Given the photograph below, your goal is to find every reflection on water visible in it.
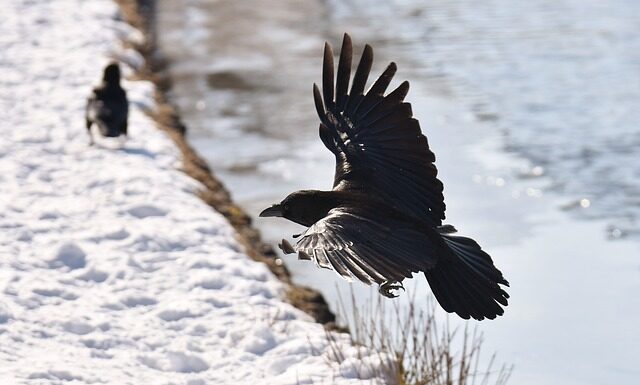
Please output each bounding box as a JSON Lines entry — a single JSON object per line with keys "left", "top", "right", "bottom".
{"left": 157, "top": 1, "right": 640, "bottom": 384}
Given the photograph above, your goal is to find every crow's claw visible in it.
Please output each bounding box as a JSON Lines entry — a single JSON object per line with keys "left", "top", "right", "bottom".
{"left": 278, "top": 239, "right": 295, "bottom": 254}
{"left": 378, "top": 280, "right": 404, "bottom": 298}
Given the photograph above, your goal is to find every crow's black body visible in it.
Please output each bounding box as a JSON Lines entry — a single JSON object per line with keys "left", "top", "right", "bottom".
{"left": 86, "top": 63, "right": 128, "bottom": 144}
{"left": 260, "top": 34, "right": 509, "bottom": 320}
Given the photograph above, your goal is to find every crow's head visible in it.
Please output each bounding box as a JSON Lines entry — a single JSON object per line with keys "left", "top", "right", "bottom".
{"left": 260, "top": 190, "right": 337, "bottom": 227}
{"left": 103, "top": 62, "right": 121, "bottom": 85}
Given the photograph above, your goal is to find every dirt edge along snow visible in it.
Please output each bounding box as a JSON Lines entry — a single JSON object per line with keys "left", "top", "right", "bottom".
{"left": 114, "top": 0, "right": 338, "bottom": 327}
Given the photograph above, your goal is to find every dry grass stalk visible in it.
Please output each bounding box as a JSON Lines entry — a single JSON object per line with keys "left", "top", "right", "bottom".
{"left": 328, "top": 287, "right": 512, "bottom": 385}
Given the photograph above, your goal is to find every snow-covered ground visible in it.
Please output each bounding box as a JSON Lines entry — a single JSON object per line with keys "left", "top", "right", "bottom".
{"left": 0, "top": 1, "right": 389, "bottom": 384}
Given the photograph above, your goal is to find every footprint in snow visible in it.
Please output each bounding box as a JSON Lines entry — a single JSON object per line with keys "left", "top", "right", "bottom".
{"left": 28, "top": 370, "right": 83, "bottom": 382}
{"left": 32, "top": 287, "right": 78, "bottom": 300}
{"left": 194, "top": 276, "right": 227, "bottom": 290}
{"left": 157, "top": 308, "right": 198, "bottom": 322}
{"left": 120, "top": 295, "right": 158, "bottom": 308}
{"left": 48, "top": 242, "right": 86, "bottom": 270}
{"left": 125, "top": 204, "right": 167, "bottom": 219}
{"left": 120, "top": 146, "right": 157, "bottom": 159}
{"left": 0, "top": 305, "right": 12, "bottom": 324}
{"left": 39, "top": 211, "right": 62, "bottom": 220}
{"left": 76, "top": 268, "right": 109, "bottom": 283}
{"left": 89, "top": 228, "right": 129, "bottom": 242}
{"left": 236, "top": 324, "right": 276, "bottom": 355}
{"left": 62, "top": 320, "right": 94, "bottom": 335}
{"left": 189, "top": 260, "right": 224, "bottom": 270}
{"left": 139, "top": 352, "right": 209, "bottom": 373}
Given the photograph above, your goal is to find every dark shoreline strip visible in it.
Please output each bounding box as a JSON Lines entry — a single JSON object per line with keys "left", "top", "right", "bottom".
{"left": 114, "top": 0, "right": 337, "bottom": 326}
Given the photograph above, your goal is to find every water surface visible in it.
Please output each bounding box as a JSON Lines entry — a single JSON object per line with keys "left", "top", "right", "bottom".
{"left": 157, "top": 1, "right": 640, "bottom": 384}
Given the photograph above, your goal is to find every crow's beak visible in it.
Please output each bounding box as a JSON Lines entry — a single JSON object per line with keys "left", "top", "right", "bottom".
{"left": 259, "top": 204, "right": 283, "bottom": 217}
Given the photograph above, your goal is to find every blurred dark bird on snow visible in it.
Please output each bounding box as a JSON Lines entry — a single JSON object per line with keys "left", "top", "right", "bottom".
{"left": 85, "top": 62, "right": 128, "bottom": 145}
{"left": 260, "top": 34, "right": 509, "bottom": 321}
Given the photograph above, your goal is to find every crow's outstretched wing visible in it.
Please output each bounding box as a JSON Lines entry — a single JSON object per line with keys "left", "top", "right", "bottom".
{"left": 314, "top": 34, "right": 445, "bottom": 227}
{"left": 279, "top": 206, "right": 439, "bottom": 285}
{"left": 281, "top": 206, "right": 509, "bottom": 320}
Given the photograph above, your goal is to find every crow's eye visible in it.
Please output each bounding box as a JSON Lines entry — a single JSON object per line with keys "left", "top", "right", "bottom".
{"left": 283, "top": 203, "right": 290, "bottom": 211}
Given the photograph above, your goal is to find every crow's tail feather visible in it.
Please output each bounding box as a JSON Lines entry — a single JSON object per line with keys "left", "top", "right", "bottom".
{"left": 425, "top": 234, "right": 509, "bottom": 321}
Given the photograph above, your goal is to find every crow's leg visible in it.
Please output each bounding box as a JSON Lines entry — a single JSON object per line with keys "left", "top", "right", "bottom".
{"left": 86, "top": 120, "right": 94, "bottom": 146}
{"left": 378, "top": 280, "right": 405, "bottom": 298}
{"left": 278, "top": 239, "right": 295, "bottom": 254}
{"left": 118, "top": 120, "right": 128, "bottom": 146}
{"left": 119, "top": 121, "right": 128, "bottom": 145}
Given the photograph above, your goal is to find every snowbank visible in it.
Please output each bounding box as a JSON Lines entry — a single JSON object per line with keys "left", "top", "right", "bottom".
{"left": 0, "top": 1, "right": 389, "bottom": 383}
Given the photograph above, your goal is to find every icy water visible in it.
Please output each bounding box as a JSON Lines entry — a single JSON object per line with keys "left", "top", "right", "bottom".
{"left": 157, "top": 1, "right": 640, "bottom": 384}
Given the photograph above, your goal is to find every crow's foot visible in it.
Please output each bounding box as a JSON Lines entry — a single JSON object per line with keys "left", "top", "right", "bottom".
{"left": 378, "top": 280, "right": 404, "bottom": 298}
{"left": 278, "top": 239, "right": 295, "bottom": 254}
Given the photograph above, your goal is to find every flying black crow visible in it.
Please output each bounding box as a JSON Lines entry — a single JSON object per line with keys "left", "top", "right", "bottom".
{"left": 260, "top": 34, "right": 509, "bottom": 321}
{"left": 85, "top": 62, "right": 128, "bottom": 145}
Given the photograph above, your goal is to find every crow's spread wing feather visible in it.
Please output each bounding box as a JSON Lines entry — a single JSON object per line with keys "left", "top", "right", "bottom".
{"left": 314, "top": 34, "right": 445, "bottom": 227}
{"left": 280, "top": 207, "right": 439, "bottom": 285}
